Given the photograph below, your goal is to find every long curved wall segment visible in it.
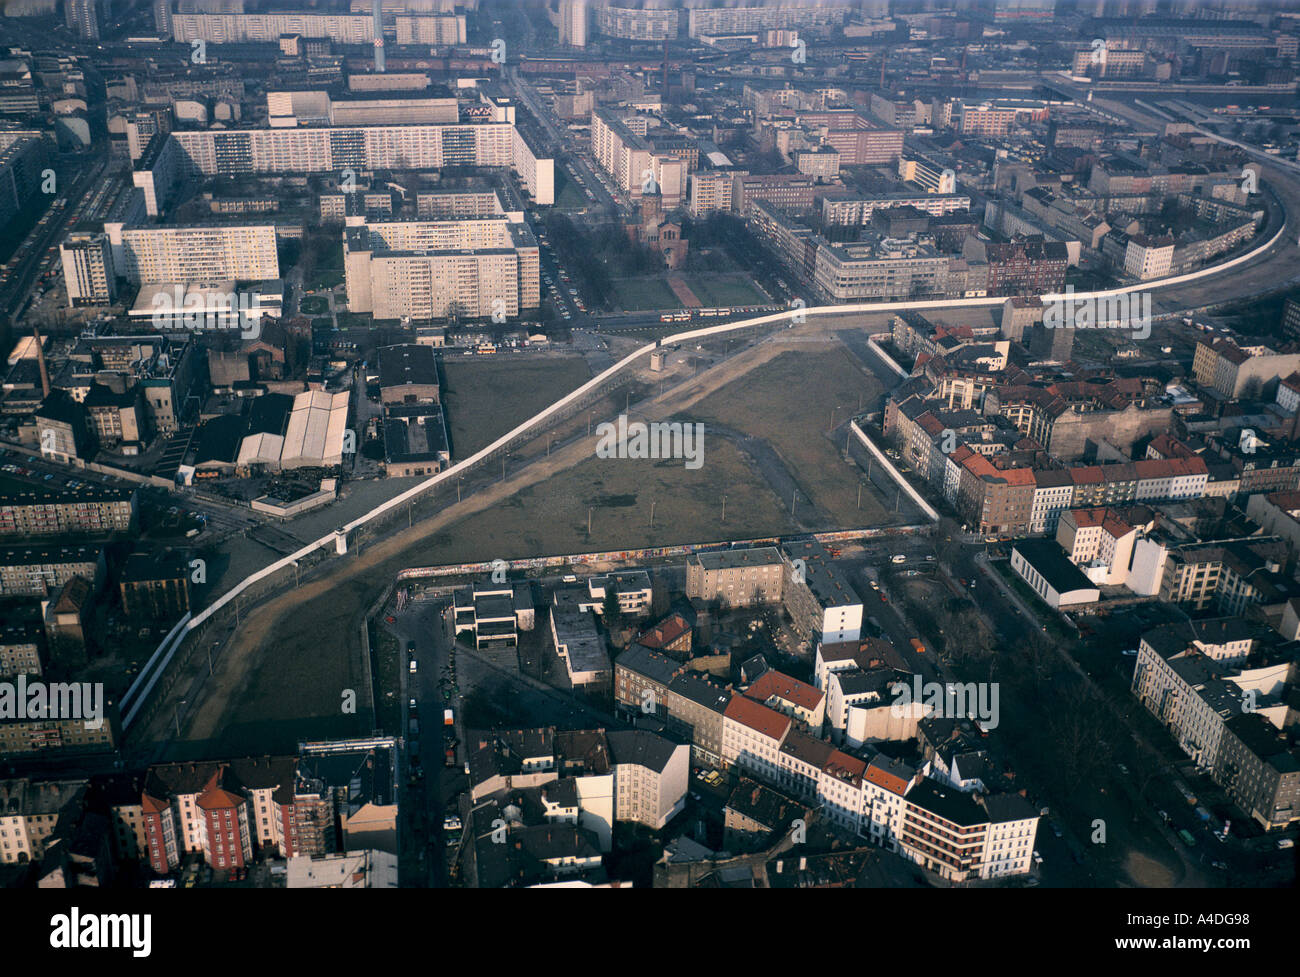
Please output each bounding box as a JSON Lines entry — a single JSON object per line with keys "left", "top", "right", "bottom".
{"left": 121, "top": 213, "right": 1290, "bottom": 730}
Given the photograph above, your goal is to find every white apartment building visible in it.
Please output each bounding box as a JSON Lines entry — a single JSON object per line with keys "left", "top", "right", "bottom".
{"left": 687, "top": 2, "right": 850, "bottom": 37}
{"left": 393, "top": 13, "right": 467, "bottom": 45}
{"left": 688, "top": 170, "right": 736, "bottom": 218}
{"left": 60, "top": 231, "right": 116, "bottom": 306}
{"left": 722, "top": 697, "right": 791, "bottom": 781}
{"left": 1124, "top": 234, "right": 1175, "bottom": 280}
{"left": 172, "top": 12, "right": 375, "bottom": 44}
{"left": 118, "top": 224, "right": 279, "bottom": 284}
{"left": 859, "top": 757, "right": 912, "bottom": 848}
{"left": 558, "top": 0, "right": 588, "bottom": 46}
{"left": 342, "top": 216, "right": 539, "bottom": 320}
{"left": 591, "top": 108, "right": 686, "bottom": 207}
{"left": 1057, "top": 507, "right": 1138, "bottom": 586}
{"left": 897, "top": 779, "right": 1039, "bottom": 882}
{"left": 136, "top": 123, "right": 553, "bottom": 217}
{"left": 1030, "top": 472, "right": 1075, "bottom": 534}
{"left": 1132, "top": 630, "right": 1288, "bottom": 771}
{"left": 585, "top": 572, "right": 653, "bottom": 617}
{"left": 608, "top": 730, "right": 688, "bottom": 831}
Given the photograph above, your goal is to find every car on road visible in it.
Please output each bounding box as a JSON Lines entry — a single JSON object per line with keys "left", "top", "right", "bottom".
{"left": 1117, "top": 763, "right": 1130, "bottom": 775}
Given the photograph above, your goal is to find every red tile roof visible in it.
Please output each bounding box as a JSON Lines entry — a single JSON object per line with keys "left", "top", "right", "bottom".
{"left": 823, "top": 750, "right": 867, "bottom": 786}
{"left": 864, "top": 759, "right": 911, "bottom": 795}
{"left": 635, "top": 614, "right": 691, "bottom": 650}
{"left": 744, "top": 670, "right": 824, "bottom": 711}
{"left": 724, "top": 695, "right": 792, "bottom": 741}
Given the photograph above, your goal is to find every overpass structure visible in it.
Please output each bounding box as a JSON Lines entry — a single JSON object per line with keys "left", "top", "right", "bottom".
{"left": 120, "top": 209, "right": 1291, "bottom": 732}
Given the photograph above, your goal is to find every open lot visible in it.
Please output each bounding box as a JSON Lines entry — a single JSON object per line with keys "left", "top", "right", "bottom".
{"left": 415, "top": 436, "right": 791, "bottom": 561}
{"left": 610, "top": 272, "right": 767, "bottom": 312}
{"left": 440, "top": 354, "right": 593, "bottom": 456}
{"left": 611, "top": 276, "right": 683, "bottom": 311}
{"left": 687, "top": 345, "right": 896, "bottom": 529}
{"left": 678, "top": 273, "right": 768, "bottom": 308}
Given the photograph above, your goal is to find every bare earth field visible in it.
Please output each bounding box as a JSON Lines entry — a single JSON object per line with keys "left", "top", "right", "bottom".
{"left": 687, "top": 345, "right": 893, "bottom": 529}
{"left": 440, "top": 354, "right": 593, "bottom": 456}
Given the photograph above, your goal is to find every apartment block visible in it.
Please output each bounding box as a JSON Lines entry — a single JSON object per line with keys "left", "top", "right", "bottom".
{"left": 1132, "top": 624, "right": 1298, "bottom": 828}
{"left": 393, "top": 13, "right": 467, "bottom": 45}
{"left": 0, "top": 698, "right": 115, "bottom": 756}
{"left": 687, "top": 3, "right": 848, "bottom": 37}
{"left": 898, "top": 779, "right": 1039, "bottom": 882}
{"left": 613, "top": 644, "right": 731, "bottom": 767}
{"left": 793, "top": 110, "right": 902, "bottom": 166}
{"left": 685, "top": 546, "right": 784, "bottom": 607}
{"left": 172, "top": 12, "right": 375, "bottom": 44}
{"left": 60, "top": 232, "right": 117, "bottom": 307}
{"left": 780, "top": 539, "right": 862, "bottom": 645}
{"left": 0, "top": 779, "right": 89, "bottom": 865}
{"left": 0, "top": 132, "right": 51, "bottom": 230}
{"left": 722, "top": 695, "right": 792, "bottom": 782}
{"left": 135, "top": 123, "right": 553, "bottom": 217}
{"left": 594, "top": 3, "right": 678, "bottom": 40}
{"left": 821, "top": 192, "right": 970, "bottom": 226}
{"left": 731, "top": 174, "right": 817, "bottom": 216}
{"left": 0, "top": 543, "right": 103, "bottom": 598}
{"left": 343, "top": 216, "right": 539, "bottom": 320}
{"left": 0, "top": 479, "right": 136, "bottom": 537}
{"left": 0, "top": 622, "right": 44, "bottom": 678}
{"left": 607, "top": 729, "right": 688, "bottom": 830}
{"left": 591, "top": 108, "right": 686, "bottom": 207}
{"left": 117, "top": 224, "right": 279, "bottom": 284}
{"left": 1192, "top": 337, "right": 1300, "bottom": 400}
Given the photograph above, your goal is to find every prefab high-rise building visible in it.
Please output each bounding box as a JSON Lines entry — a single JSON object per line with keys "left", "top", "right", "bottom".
{"left": 559, "top": 0, "right": 588, "bottom": 47}
{"left": 66, "top": 0, "right": 110, "bottom": 40}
